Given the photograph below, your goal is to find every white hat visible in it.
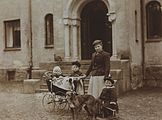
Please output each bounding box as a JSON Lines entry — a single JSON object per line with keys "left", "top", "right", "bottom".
{"left": 53, "top": 66, "right": 62, "bottom": 75}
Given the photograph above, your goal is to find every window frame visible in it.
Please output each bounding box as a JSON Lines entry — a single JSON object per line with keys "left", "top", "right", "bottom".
{"left": 4, "top": 19, "right": 21, "bottom": 51}
{"left": 146, "top": 1, "right": 162, "bottom": 42}
{"left": 45, "top": 14, "right": 54, "bottom": 48}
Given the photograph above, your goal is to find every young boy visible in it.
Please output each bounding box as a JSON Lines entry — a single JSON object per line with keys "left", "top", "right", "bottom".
{"left": 99, "top": 77, "right": 119, "bottom": 117}
{"left": 70, "top": 61, "right": 85, "bottom": 94}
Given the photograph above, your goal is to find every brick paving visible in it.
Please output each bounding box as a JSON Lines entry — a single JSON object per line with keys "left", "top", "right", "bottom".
{"left": 0, "top": 87, "right": 161, "bottom": 120}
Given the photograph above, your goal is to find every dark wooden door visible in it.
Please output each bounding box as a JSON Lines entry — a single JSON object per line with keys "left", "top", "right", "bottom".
{"left": 81, "top": 1, "right": 112, "bottom": 60}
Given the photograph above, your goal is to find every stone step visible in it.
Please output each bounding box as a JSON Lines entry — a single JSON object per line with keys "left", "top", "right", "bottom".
{"left": 110, "top": 69, "right": 122, "bottom": 80}
{"left": 36, "top": 60, "right": 124, "bottom": 95}
{"left": 40, "top": 84, "right": 48, "bottom": 89}
{"left": 39, "top": 84, "right": 89, "bottom": 93}
{"left": 23, "top": 79, "right": 41, "bottom": 94}
{"left": 84, "top": 79, "right": 89, "bottom": 84}
{"left": 62, "top": 70, "right": 87, "bottom": 75}
{"left": 38, "top": 78, "right": 90, "bottom": 92}
{"left": 110, "top": 59, "right": 122, "bottom": 69}
{"left": 35, "top": 88, "right": 89, "bottom": 94}
{"left": 34, "top": 68, "right": 122, "bottom": 81}
{"left": 32, "top": 70, "right": 47, "bottom": 79}
{"left": 84, "top": 86, "right": 88, "bottom": 90}
{"left": 35, "top": 68, "right": 122, "bottom": 92}
{"left": 39, "top": 60, "right": 122, "bottom": 71}
{"left": 36, "top": 82, "right": 120, "bottom": 95}
{"left": 36, "top": 88, "right": 89, "bottom": 94}
{"left": 36, "top": 69, "right": 121, "bottom": 94}
{"left": 35, "top": 89, "right": 48, "bottom": 93}
{"left": 36, "top": 79, "right": 121, "bottom": 96}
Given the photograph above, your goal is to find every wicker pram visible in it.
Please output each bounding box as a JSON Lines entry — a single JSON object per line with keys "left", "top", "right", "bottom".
{"left": 49, "top": 77, "right": 73, "bottom": 96}
{"left": 43, "top": 71, "right": 84, "bottom": 95}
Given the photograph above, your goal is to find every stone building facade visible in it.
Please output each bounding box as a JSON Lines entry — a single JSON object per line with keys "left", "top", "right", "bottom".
{"left": 0, "top": 0, "right": 162, "bottom": 91}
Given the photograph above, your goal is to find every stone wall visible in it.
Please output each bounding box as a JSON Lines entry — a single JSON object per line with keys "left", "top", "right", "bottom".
{"left": 0, "top": 0, "right": 30, "bottom": 68}
{"left": 0, "top": 0, "right": 143, "bottom": 68}
{"left": 0, "top": 68, "right": 26, "bottom": 92}
{"left": 0, "top": 69, "right": 6, "bottom": 81}
{"left": 32, "top": 0, "right": 65, "bottom": 67}
{"left": 145, "top": 66, "right": 162, "bottom": 87}
{"left": 0, "top": 68, "right": 28, "bottom": 82}
{"left": 144, "top": 0, "right": 162, "bottom": 66}
{"left": 130, "top": 64, "right": 143, "bottom": 90}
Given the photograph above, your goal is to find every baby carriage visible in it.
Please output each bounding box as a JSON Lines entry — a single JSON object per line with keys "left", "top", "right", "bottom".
{"left": 42, "top": 71, "right": 82, "bottom": 113}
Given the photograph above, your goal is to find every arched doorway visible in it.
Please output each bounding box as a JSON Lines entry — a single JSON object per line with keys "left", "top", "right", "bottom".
{"left": 81, "top": 1, "right": 112, "bottom": 60}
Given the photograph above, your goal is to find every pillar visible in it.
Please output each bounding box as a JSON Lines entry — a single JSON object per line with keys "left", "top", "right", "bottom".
{"left": 107, "top": 11, "right": 118, "bottom": 60}
{"left": 63, "top": 18, "right": 71, "bottom": 61}
{"left": 72, "top": 19, "right": 80, "bottom": 60}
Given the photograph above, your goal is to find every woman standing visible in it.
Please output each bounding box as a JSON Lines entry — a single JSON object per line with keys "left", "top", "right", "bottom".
{"left": 85, "top": 40, "right": 110, "bottom": 98}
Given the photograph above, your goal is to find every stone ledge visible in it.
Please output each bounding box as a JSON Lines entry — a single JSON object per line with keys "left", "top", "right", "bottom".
{"left": 32, "top": 69, "right": 47, "bottom": 79}
{"left": 0, "top": 68, "right": 28, "bottom": 82}
{"left": 145, "top": 66, "right": 162, "bottom": 80}
{"left": 23, "top": 79, "right": 40, "bottom": 94}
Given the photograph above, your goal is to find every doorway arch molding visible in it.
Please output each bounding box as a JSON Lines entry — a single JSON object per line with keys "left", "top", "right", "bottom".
{"left": 63, "top": 0, "right": 117, "bottom": 61}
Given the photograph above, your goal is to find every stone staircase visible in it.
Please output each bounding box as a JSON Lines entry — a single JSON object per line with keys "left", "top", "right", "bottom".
{"left": 32, "top": 60, "right": 131, "bottom": 95}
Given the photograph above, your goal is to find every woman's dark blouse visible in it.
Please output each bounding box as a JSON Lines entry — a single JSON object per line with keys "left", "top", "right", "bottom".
{"left": 86, "top": 51, "right": 110, "bottom": 78}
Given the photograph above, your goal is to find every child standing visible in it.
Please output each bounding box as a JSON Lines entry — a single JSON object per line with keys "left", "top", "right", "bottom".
{"left": 70, "top": 61, "right": 86, "bottom": 94}
{"left": 99, "top": 77, "right": 119, "bottom": 117}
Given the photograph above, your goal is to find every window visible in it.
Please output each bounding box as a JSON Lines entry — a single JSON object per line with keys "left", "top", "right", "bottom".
{"left": 4, "top": 19, "right": 21, "bottom": 49}
{"left": 146, "top": 1, "right": 162, "bottom": 40}
{"left": 45, "top": 14, "right": 54, "bottom": 47}
{"left": 7, "top": 70, "right": 15, "bottom": 81}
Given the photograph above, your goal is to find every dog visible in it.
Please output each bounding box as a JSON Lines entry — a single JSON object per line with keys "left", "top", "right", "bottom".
{"left": 66, "top": 91, "right": 102, "bottom": 120}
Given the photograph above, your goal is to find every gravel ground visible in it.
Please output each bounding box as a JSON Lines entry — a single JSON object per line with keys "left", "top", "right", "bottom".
{"left": 118, "top": 87, "right": 162, "bottom": 120}
{"left": 0, "top": 87, "right": 162, "bottom": 120}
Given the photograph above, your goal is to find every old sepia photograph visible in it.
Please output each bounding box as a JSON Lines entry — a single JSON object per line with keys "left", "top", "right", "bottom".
{"left": 0, "top": 0, "right": 162, "bottom": 120}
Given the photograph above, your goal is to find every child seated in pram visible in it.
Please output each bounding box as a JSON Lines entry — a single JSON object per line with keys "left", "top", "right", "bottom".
{"left": 99, "top": 76, "right": 119, "bottom": 118}
{"left": 46, "top": 66, "right": 65, "bottom": 93}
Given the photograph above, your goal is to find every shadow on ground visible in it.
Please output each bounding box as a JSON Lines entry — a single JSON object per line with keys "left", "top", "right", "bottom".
{"left": 0, "top": 87, "right": 161, "bottom": 120}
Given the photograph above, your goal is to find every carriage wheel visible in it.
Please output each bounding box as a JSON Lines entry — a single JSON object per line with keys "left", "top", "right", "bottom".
{"left": 54, "top": 91, "right": 68, "bottom": 113}
{"left": 42, "top": 93, "right": 55, "bottom": 112}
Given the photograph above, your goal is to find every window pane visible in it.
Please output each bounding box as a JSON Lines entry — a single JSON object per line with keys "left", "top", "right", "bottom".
{"left": 14, "top": 30, "right": 21, "bottom": 47}
{"left": 146, "top": 1, "right": 162, "bottom": 39}
{"left": 5, "top": 20, "right": 21, "bottom": 48}
{"left": 6, "top": 23, "right": 13, "bottom": 47}
{"left": 45, "top": 14, "right": 54, "bottom": 46}
{"left": 13, "top": 21, "right": 21, "bottom": 48}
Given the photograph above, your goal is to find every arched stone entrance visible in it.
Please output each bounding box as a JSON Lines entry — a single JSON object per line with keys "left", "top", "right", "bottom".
{"left": 63, "top": 0, "right": 117, "bottom": 61}
{"left": 81, "top": 1, "right": 112, "bottom": 59}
